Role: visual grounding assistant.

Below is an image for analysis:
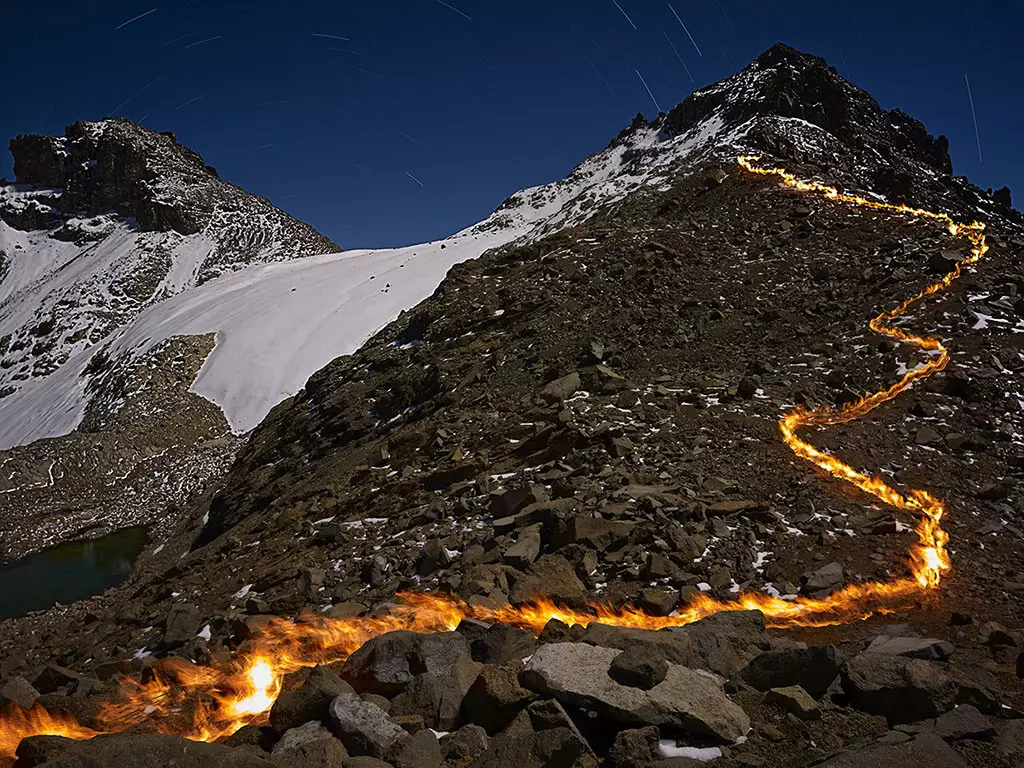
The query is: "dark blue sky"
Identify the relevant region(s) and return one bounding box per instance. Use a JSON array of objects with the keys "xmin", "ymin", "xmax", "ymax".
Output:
[{"xmin": 2, "ymin": 1, "xmax": 1019, "ymax": 248}]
